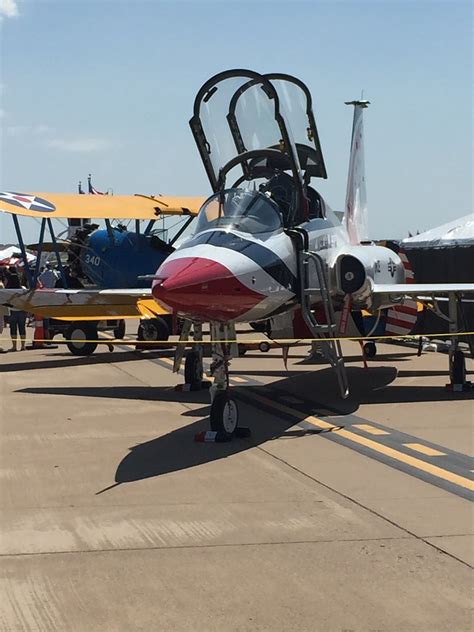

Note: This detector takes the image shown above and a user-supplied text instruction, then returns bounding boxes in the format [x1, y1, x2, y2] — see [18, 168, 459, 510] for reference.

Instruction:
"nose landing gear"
[173, 321, 250, 440]
[207, 322, 242, 438]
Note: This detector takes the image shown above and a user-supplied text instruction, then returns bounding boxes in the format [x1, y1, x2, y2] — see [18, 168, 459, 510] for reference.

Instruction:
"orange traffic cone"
[31, 315, 45, 349]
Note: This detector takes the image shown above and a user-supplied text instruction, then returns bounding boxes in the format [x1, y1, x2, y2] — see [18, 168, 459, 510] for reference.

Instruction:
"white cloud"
[45, 137, 111, 152]
[34, 124, 54, 135]
[6, 124, 28, 136]
[5, 123, 55, 136]
[0, 0, 19, 19]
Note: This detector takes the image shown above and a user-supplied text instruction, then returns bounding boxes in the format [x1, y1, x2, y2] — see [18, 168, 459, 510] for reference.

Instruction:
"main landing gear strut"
[446, 293, 472, 392]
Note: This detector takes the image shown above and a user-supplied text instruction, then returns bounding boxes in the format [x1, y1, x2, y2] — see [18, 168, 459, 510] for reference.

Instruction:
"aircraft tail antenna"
[344, 98, 370, 245]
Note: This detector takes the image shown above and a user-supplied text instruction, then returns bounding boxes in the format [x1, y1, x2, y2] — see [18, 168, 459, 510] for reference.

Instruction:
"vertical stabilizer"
[344, 99, 370, 244]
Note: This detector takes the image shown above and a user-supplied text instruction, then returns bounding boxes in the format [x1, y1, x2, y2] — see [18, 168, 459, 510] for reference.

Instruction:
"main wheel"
[113, 319, 126, 339]
[137, 317, 170, 347]
[66, 322, 98, 356]
[210, 392, 239, 435]
[363, 341, 377, 358]
[184, 350, 203, 384]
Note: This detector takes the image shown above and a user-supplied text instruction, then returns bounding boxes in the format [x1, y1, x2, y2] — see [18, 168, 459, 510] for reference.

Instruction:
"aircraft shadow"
[18, 385, 211, 404]
[19, 366, 472, 489]
[109, 410, 305, 489]
[0, 350, 172, 373]
[258, 366, 473, 414]
[397, 369, 472, 378]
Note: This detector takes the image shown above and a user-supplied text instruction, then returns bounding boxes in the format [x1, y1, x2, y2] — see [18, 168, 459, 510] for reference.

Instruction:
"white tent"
[0, 246, 36, 266]
[402, 214, 474, 249]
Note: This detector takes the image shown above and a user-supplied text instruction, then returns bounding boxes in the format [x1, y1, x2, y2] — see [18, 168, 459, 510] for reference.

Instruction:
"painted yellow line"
[249, 392, 337, 431]
[247, 391, 474, 492]
[232, 376, 247, 383]
[404, 443, 446, 457]
[353, 424, 390, 436]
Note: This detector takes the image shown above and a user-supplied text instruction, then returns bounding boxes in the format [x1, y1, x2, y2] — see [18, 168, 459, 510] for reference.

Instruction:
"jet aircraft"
[1, 69, 472, 436]
[149, 69, 473, 434]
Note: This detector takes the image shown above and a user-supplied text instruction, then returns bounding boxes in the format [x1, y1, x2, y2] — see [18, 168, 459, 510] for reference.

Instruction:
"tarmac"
[0, 327, 473, 631]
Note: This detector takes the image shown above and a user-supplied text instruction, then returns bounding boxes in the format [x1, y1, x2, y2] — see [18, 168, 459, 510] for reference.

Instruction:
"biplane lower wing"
[0, 192, 205, 219]
[0, 288, 166, 320]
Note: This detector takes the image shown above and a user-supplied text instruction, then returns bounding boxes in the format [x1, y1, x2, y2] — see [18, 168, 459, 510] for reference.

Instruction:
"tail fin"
[344, 99, 370, 244]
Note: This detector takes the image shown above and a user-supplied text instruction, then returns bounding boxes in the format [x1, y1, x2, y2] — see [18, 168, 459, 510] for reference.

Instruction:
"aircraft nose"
[152, 256, 264, 321]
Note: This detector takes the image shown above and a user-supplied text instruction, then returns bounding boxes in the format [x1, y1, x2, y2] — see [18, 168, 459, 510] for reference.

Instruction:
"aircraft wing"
[0, 192, 205, 219]
[0, 288, 168, 319]
[372, 283, 474, 302]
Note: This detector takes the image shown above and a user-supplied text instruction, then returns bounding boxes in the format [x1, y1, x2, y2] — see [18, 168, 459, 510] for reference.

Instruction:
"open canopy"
[189, 69, 327, 194]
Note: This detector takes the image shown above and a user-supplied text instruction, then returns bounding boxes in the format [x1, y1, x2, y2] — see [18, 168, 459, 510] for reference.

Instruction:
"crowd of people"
[0, 262, 83, 353]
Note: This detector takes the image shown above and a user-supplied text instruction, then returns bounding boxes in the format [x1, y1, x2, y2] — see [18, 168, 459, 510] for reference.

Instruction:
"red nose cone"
[152, 257, 264, 321]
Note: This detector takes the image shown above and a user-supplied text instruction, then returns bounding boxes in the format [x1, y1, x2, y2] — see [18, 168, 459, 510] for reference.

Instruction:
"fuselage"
[151, 205, 405, 323]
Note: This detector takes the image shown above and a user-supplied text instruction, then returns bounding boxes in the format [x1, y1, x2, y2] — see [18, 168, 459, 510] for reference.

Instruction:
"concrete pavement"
[0, 337, 472, 631]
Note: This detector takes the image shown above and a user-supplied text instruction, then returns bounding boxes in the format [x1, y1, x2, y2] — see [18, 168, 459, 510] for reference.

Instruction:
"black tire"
[184, 350, 203, 384]
[137, 317, 170, 344]
[65, 322, 98, 356]
[113, 319, 126, 339]
[452, 349, 466, 385]
[363, 341, 377, 358]
[210, 392, 239, 435]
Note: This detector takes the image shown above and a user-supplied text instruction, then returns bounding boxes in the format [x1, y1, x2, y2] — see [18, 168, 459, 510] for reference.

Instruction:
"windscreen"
[193, 189, 283, 235]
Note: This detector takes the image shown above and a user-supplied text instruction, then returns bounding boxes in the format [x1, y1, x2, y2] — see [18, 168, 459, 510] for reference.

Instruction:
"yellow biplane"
[0, 190, 204, 354]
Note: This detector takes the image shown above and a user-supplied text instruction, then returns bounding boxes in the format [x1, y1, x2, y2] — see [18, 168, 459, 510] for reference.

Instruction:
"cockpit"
[193, 189, 283, 236]
[189, 70, 331, 235]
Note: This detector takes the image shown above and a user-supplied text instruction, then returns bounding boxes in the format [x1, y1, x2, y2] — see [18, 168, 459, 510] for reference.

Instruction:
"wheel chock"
[194, 426, 251, 443]
[194, 430, 232, 443]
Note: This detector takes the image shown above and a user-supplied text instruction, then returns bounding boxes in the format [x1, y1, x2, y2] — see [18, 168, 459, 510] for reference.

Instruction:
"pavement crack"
[255, 445, 473, 570]
[0, 535, 416, 559]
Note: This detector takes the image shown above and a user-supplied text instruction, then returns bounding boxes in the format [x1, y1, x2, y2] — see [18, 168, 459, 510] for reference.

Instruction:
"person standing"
[38, 262, 60, 288]
[38, 262, 61, 343]
[5, 268, 27, 351]
[0, 273, 10, 353]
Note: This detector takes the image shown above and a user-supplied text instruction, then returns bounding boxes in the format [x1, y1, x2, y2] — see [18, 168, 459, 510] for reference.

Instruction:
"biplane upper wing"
[0, 288, 167, 319]
[0, 191, 205, 219]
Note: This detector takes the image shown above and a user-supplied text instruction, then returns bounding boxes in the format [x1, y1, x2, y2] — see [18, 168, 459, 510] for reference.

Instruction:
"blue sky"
[0, 0, 472, 243]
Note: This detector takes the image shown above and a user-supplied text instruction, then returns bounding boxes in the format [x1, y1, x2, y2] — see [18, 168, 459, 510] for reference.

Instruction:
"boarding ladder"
[299, 250, 350, 399]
